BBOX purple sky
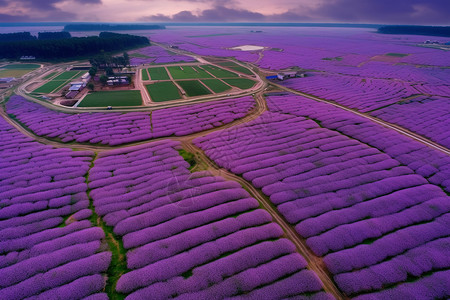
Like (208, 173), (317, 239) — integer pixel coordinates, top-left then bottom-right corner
(0, 0), (448, 24)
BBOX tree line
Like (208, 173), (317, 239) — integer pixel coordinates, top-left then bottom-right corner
(64, 24), (165, 31)
(0, 32), (149, 60)
(378, 25), (450, 37)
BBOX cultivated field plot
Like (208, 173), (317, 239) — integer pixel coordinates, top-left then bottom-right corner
(176, 80), (212, 97)
(222, 78), (257, 89)
(147, 67), (170, 80)
(281, 73), (417, 112)
(79, 90), (142, 107)
(265, 94), (450, 193)
(201, 79), (232, 93)
(200, 65), (239, 78)
(370, 95), (450, 148)
(194, 94), (450, 299)
(146, 81), (181, 102)
(0, 63), (40, 78)
(0, 117), (110, 300)
(217, 61), (254, 75)
(33, 70), (83, 94)
(6, 95), (255, 146)
(88, 141), (331, 299)
(167, 66), (212, 79)
(129, 45), (196, 65)
(141, 69), (149, 81)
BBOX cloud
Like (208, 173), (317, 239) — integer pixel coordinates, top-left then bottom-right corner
(140, 5), (307, 22)
(139, 0), (449, 24)
(0, 0), (101, 22)
(303, 0), (450, 24)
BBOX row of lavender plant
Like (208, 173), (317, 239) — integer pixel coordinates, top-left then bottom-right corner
(0, 117), (110, 299)
(266, 94), (450, 192)
(88, 141), (333, 300)
(194, 101), (450, 298)
(129, 45), (195, 65)
(280, 73), (418, 112)
(370, 95), (450, 148)
(6, 95), (255, 146)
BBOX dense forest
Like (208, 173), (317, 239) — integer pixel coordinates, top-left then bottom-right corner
(0, 32), (149, 60)
(64, 24), (166, 31)
(38, 31), (72, 40)
(0, 32), (36, 42)
(378, 25), (450, 37)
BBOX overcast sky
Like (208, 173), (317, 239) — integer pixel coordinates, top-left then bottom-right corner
(0, 0), (448, 24)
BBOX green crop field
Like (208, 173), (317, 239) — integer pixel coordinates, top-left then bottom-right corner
(177, 80), (212, 97)
(78, 90), (142, 107)
(148, 67), (170, 80)
(43, 72), (58, 80)
(53, 71), (83, 80)
(200, 65), (238, 78)
(33, 80), (71, 94)
(229, 66), (253, 75)
(141, 69), (149, 81)
(33, 71), (84, 94)
(222, 78), (257, 89)
(167, 66), (212, 79)
(146, 81), (181, 102)
(386, 53), (409, 57)
(0, 63), (40, 78)
(201, 79), (232, 93)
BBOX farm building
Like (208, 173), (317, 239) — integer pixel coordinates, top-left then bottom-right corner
(107, 76), (129, 86)
(277, 71), (305, 81)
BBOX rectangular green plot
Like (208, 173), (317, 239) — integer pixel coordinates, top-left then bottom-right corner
(177, 80), (212, 97)
(201, 79), (231, 93)
(53, 71), (82, 80)
(33, 80), (67, 94)
(43, 72), (58, 80)
(386, 53), (408, 57)
(167, 66), (212, 79)
(148, 67), (170, 80)
(2, 64), (40, 69)
(0, 64), (40, 78)
(229, 66), (253, 75)
(146, 81), (181, 102)
(141, 69), (149, 81)
(78, 90), (142, 107)
(201, 65), (238, 78)
(222, 78), (256, 89)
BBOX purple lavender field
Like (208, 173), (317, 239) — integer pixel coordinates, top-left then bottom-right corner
(1, 22), (449, 300)
(88, 141), (331, 299)
(6, 95), (255, 146)
(0, 118), (110, 299)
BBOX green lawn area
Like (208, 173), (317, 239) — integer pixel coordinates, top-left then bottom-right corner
(386, 53), (408, 57)
(222, 78), (256, 89)
(148, 67), (170, 80)
(141, 69), (149, 81)
(0, 63), (40, 78)
(33, 71), (84, 94)
(146, 81), (181, 102)
(201, 79), (232, 93)
(53, 71), (82, 80)
(167, 66), (212, 79)
(177, 80), (212, 97)
(78, 90), (142, 107)
(229, 66), (253, 75)
(200, 65), (238, 78)
(33, 80), (68, 94)
(43, 72), (58, 80)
